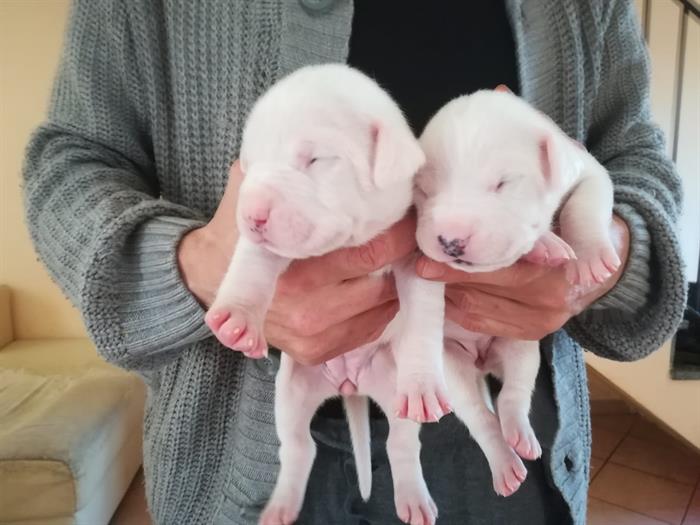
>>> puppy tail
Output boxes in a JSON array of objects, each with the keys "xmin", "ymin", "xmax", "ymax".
[{"xmin": 344, "ymin": 395, "xmax": 372, "ymax": 500}]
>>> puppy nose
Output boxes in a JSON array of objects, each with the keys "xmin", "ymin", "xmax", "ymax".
[
  {"xmin": 438, "ymin": 234, "xmax": 470, "ymax": 258},
  {"xmin": 243, "ymin": 205, "xmax": 271, "ymax": 232}
]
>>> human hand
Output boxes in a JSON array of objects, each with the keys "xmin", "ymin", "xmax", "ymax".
[
  {"xmin": 264, "ymin": 214, "xmax": 416, "ymax": 365},
  {"xmin": 178, "ymin": 160, "xmax": 417, "ymax": 364},
  {"xmin": 178, "ymin": 161, "xmax": 242, "ymax": 308},
  {"xmin": 415, "ymin": 215, "xmax": 630, "ymax": 340}
]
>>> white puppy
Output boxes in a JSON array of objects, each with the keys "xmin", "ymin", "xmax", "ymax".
[
  {"xmin": 206, "ymin": 64, "xmax": 446, "ymax": 525},
  {"xmin": 414, "ymin": 89, "xmax": 620, "ymax": 496}
]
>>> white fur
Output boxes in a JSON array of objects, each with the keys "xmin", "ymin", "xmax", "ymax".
[
  {"xmin": 206, "ymin": 64, "xmax": 441, "ymax": 525},
  {"xmin": 413, "ymin": 89, "xmax": 620, "ymax": 496}
]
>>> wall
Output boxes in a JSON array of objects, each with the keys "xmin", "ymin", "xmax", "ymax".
[
  {"xmin": 0, "ymin": 0, "xmax": 85, "ymax": 339},
  {"xmin": 587, "ymin": 0, "xmax": 700, "ymax": 449},
  {"xmin": 642, "ymin": 0, "xmax": 700, "ymax": 281}
]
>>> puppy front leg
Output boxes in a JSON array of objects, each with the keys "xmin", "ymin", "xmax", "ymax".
[
  {"xmin": 260, "ymin": 356, "xmax": 336, "ymax": 525},
  {"xmin": 362, "ymin": 348, "xmax": 437, "ymax": 525},
  {"xmin": 560, "ymin": 157, "xmax": 621, "ymax": 288},
  {"xmin": 392, "ymin": 257, "xmax": 451, "ymax": 423},
  {"xmin": 206, "ymin": 237, "xmax": 290, "ymax": 358}
]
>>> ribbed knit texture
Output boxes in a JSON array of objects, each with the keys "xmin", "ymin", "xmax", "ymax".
[{"xmin": 22, "ymin": 1, "xmax": 685, "ymax": 524}]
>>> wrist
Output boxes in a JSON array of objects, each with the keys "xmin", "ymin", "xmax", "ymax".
[{"xmin": 177, "ymin": 226, "xmax": 222, "ymax": 308}]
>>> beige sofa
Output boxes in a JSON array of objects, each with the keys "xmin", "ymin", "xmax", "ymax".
[{"xmin": 0, "ymin": 286, "xmax": 146, "ymax": 525}]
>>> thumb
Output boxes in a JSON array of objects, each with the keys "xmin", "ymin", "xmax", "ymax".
[{"xmin": 211, "ymin": 160, "xmax": 244, "ymax": 228}]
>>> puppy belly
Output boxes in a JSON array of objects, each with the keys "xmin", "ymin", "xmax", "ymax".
[
  {"xmin": 322, "ymin": 344, "xmax": 380, "ymax": 395},
  {"xmin": 444, "ymin": 320, "xmax": 495, "ymax": 369}
]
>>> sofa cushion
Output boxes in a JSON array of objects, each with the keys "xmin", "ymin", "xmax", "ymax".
[{"xmin": 0, "ymin": 339, "xmax": 145, "ymax": 524}]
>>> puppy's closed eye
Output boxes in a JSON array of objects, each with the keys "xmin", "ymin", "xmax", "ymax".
[
  {"xmin": 491, "ymin": 174, "xmax": 523, "ymax": 193},
  {"xmin": 305, "ymin": 155, "xmax": 338, "ymax": 170},
  {"xmin": 489, "ymin": 179, "xmax": 509, "ymax": 193}
]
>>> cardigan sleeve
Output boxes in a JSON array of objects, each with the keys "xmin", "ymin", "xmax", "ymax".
[
  {"xmin": 22, "ymin": 0, "xmax": 212, "ymax": 370},
  {"xmin": 565, "ymin": 0, "xmax": 687, "ymax": 360}
]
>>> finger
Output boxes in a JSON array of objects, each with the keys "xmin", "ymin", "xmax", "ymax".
[
  {"xmin": 445, "ymin": 287, "xmax": 538, "ymax": 325},
  {"xmin": 210, "ymin": 160, "xmax": 244, "ymax": 238},
  {"xmin": 284, "ymin": 212, "xmax": 417, "ymax": 288},
  {"xmin": 221, "ymin": 160, "xmax": 244, "ymax": 210},
  {"xmin": 416, "ymin": 256, "xmax": 547, "ymax": 286},
  {"xmin": 444, "ymin": 301, "xmax": 531, "ymax": 339},
  {"xmin": 445, "ymin": 298, "xmax": 566, "ymax": 341},
  {"xmin": 269, "ymin": 300, "xmax": 400, "ymax": 364},
  {"xmin": 448, "ymin": 267, "xmax": 572, "ymax": 308},
  {"xmin": 330, "ymin": 300, "xmax": 400, "ymax": 355},
  {"xmin": 269, "ymin": 273, "xmax": 397, "ymax": 335}
]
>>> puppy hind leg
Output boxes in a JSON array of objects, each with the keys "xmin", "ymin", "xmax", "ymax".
[
  {"xmin": 361, "ymin": 352, "xmax": 437, "ymax": 525},
  {"xmin": 444, "ymin": 341, "xmax": 527, "ymax": 497},
  {"xmin": 489, "ymin": 339, "xmax": 542, "ymax": 460},
  {"xmin": 260, "ymin": 358, "xmax": 336, "ymax": 525}
]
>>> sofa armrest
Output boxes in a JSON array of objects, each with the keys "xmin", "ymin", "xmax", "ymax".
[{"xmin": 0, "ymin": 286, "xmax": 13, "ymax": 348}]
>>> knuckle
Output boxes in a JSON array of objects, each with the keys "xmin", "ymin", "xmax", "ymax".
[
  {"xmin": 459, "ymin": 292, "xmax": 474, "ymax": 313},
  {"xmin": 543, "ymin": 293, "xmax": 566, "ymax": 310},
  {"xmin": 461, "ymin": 316, "xmax": 484, "ymax": 333}
]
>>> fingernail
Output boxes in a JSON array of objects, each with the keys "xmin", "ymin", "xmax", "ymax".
[{"xmin": 419, "ymin": 261, "xmax": 445, "ymax": 279}]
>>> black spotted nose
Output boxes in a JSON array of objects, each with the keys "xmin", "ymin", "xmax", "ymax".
[{"xmin": 438, "ymin": 235, "xmax": 466, "ymax": 258}]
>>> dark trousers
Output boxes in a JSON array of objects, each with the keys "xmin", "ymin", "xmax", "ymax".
[{"xmin": 298, "ymin": 364, "xmax": 573, "ymax": 525}]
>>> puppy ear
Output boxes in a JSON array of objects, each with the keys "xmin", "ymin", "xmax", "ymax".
[
  {"xmin": 370, "ymin": 122, "xmax": 425, "ymax": 189},
  {"xmin": 494, "ymin": 84, "xmax": 513, "ymax": 93},
  {"xmin": 538, "ymin": 133, "xmax": 582, "ymax": 189}
]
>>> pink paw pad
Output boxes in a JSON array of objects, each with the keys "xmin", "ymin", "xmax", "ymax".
[
  {"xmin": 566, "ymin": 242, "xmax": 621, "ymax": 288},
  {"xmin": 205, "ymin": 306, "xmax": 268, "ymax": 358},
  {"xmin": 394, "ymin": 374, "xmax": 452, "ymax": 423},
  {"xmin": 259, "ymin": 505, "xmax": 299, "ymax": 525},
  {"xmin": 504, "ymin": 425, "xmax": 542, "ymax": 461},
  {"xmin": 395, "ymin": 482, "xmax": 438, "ymax": 525},
  {"xmin": 492, "ymin": 450, "xmax": 528, "ymax": 497},
  {"xmin": 523, "ymin": 231, "xmax": 576, "ymax": 266}
]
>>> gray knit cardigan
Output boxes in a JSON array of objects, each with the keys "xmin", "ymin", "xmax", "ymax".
[{"xmin": 22, "ymin": 0, "xmax": 686, "ymax": 524}]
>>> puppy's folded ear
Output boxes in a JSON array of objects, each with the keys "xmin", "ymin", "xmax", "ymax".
[
  {"xmin": 538, "ymin": 132, "xmax": 583, "ymax": 190},
  {"xmin": 494, "ymin": 84, "xmax": 513, "ymax": 93},
  {"xmin": 370, "ymin": 122, "xmax": 426, "ymax": 189}
]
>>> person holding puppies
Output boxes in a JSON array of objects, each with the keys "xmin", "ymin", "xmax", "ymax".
[{"xmin": 24, "ymin": 1, "xmax": 685, "ymax": 524}]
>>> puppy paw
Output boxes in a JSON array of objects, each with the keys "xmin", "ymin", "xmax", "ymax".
[
  {"xmin": 205, "ymin": 304, "xmax": 268, "ymax": 358},
  {"xmin": 522, "ymin": 231, "xmax": 576, "ymax": 266},
  {"xmin": 500, "ymin": 416, "xmax": 542, "ymax": 461},
  {"xmin": 565, "ymin": 240, "xmax": 621, "ymax": 289},
  {"xmin": 394, "ymin": 372, "xmax": 452, "ymax": 423},
  {"xmin": 258, "ymin": 497, "xmax": 301, "ymax": 525},
  {"xmin": 490, "ymin": 448, "xmax": 528, "ymax": 497},
  {"xmin": 394, "ymin": 479, "xmax": 438, "ymax": 525}
]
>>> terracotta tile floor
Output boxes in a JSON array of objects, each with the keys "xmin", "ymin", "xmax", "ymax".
[
  {"xmin": 110, "ymin": 366, "xmax": 700, "ymax": 524},
  {"xmin": 586, "ymin": 371, "xmax": 700, "ymax": 525}
]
